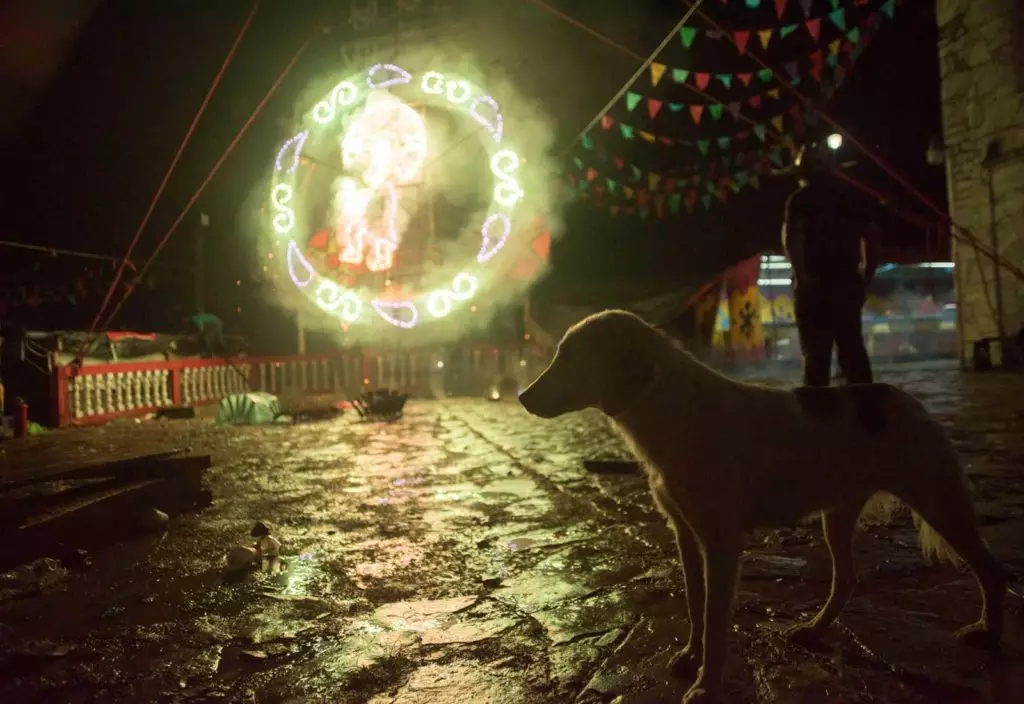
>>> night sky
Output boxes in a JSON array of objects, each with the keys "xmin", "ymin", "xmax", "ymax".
[{"xmin": 0, "ymin": 0, "xmax": 945, "ymax": 337}]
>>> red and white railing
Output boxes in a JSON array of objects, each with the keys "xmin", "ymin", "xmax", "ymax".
[{"xmin": 50, "ymin": 345, "xmax": 548, "ymax": 427}]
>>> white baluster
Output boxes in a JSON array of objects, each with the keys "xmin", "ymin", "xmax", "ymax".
[
  {"xmin": 83, "ymin": 376, "xmax": 95, "ymax": 416},
  {"xmin": 159, "ymin": 370, "xmax": 172, "ymax": 407}
]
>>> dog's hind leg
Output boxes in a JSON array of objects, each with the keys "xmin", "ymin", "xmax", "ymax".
[
  {"xmin": 784, "ymin": 499, "xmax": 865, "ymax": 644},
  {"xmin": 668, "ymin": 519, "xmax": 706, "ymax": 680},
  {"xmin": 894, "ymin": 448, "xmax": 1008, "ymax": 649}
]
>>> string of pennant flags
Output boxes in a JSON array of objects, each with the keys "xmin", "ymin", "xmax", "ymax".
[
  {"xmin": 566, "ymin": 0, "xmax": 899, "ymax": 218},
  {"xmin": 677, "ymin": 0, "xmax": 893, "ymax": 54},
  {"xmin": 712, "ymin": 0, "xmax": 875, "ymax": 18}
]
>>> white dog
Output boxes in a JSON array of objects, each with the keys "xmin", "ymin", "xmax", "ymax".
[{"xmin": 518, "ymin": 310, "xmax": 1006, "ymax": 704}]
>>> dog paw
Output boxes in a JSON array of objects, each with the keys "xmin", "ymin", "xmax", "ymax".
[
  {"xmin": 683, "ymin": 685, "xmax": 724, "ymax": 704},
  {"xmin": 669, "ymin": 646, "xmax": 703, "ymax": 680},
  {"xmin": 784, "ymin": 621, "xmax": 825, "ymax": 646},
  {"xmin": 955, "ymin": 621, "xmax": 1001, "ymax": 651}
]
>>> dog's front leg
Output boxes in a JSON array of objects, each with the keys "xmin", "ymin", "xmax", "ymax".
[
  {"xmin": 685, "ymin": 534, "xmax": 741, "ymax": 704},
  {"xmin": 669, "ymin": 520, "xmax": 705, "ymax": 680}
]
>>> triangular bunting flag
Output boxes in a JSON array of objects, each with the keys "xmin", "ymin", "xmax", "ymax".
[
  {"xmin": 829, "ymin": 38, "xmax": 841, "ymax": 55},
  {"xmin": 881, "ymin": 0, "xmax": 895, "ymax": 19},
  {"xmin": 654, "ymin": 194, "xmax": 665, "ymax": 219},
  {"xmin": 613, "ymin": 156, "xmax": 625, "ymax": 169},
  {"xmin": 830, "ymin": 0, "xmax": 841, "ymax": 8},
  {"xmin": 668, "ymin": 102, "xmax": 685, "ymax": 112},
  {"xmin": 648, "ymin": 173, "xmax": 661, "ymax": 191},
  {"xmin": 658, "ymin": 136, "xmax": 674, "ymax": 145},
  {"xmin": 826, "ymin": 54, "xmax": 840, "ymax": 68},
  {"xmin": 716, "ymin": 74, "xmax": 733, "ymax": 89},
  {"xmin": 847, "ymin": 27, "xmax": 861, "ymax": 45},
  {"xmin": 600, "ymin": 115, "xmax": 614, "ymax": 129},
  {"xmin": 750, "ymin": 174, "xmax": 760, "ymax": 189},
  {"xmin": 680, "ymin": 26, "xmax": 697, "ymax": 48},
  {"xmin": 770, "ymin": 148, "xmax": 784, "ymax": 167},
  {"xmin": 758, "ymin": 29, "xmax": 773, "ymax": 50},
  {"xmin": 774, "ymin": 0, "xmax": 788, "ymax": 20},
  {"xmin": 799, "ymin": 0, "xmax": 812, "ymax": 17},
  {"xmin": 690, "ymin": 105, "xmax": 704, "ymax": 124},
  {"xmin": 684, "ymin": 189, "xmax": 697, "ymax": 212},
  {"xmin": 701, "ymin": 194, "xmax": 712, "ymax": 210},
  {"xmin": 757, "ymin": 68, "xmax": 773, "ymax": 83},
  {"xmin": 785, "ymin": 61, "xmax": 800, "ymax": 81},
  {"xmin": 630, "ymin": 164, "xmax": 642, "ymax": 182},
  {"xmin": 623, "ymin": 186, "xmax": 634, "ymax": 199},
  {"xmin": 717, "ymin": 136, "xmax": 731, "ymax": 150},
  {"xmin": 810, "ymin": 50, "xmax": 824, "ymax": 82},
  {"xmin": 697, "ymin": 140, "xmax": 710, "ymax": 156},
  {"xmin": 767, "ymin": 87, "xmax": 781, "ymax": 99},
  {"xmin": 829, "ymin": 8, "xmax": 846, "ymax": 31},
  {"xmin": 581, "ymin": 134, "xmax": 594, "ymax": 150},
  {"xmin": 668, "ymin": 193, "xmax": 682, "ymax": 214},
  {"xmin": 780, "ymin": 23, "xmax": 799, "ymax": 38},
  {"xmin": 754, "ymin": 124, "xmax": 766, "ymax": 142},
  {"xmin": 727, "ymin": 101, "xmax": 741, "ymax": 117},
  {"xmin": 806, "ymin": 18, "xmax": 821, "ymax": 41},
  {"xmin": 749, "ymin": 95, "xmax": 762, "ymax": 108},
  {"xmin": 771, "ymin": 115, "xmax": 784, "ymax": 133},
  {"xmin": 606, "ymin": 178, "xmax": 617, "ymax": 193},
  {"xmin": 619, "ymin": 124, "xmax": 635, "ymax": 140},
  {"xmin": 639, "ymin": 206, "xmax": 650, "ymax": 220},
  {"xmin": 734, "ymin": 31, "xmax": 751, "ymax": 54},
  {"xmin": 695, "ymin": 73, "xmax": 710, "ymax": 90},
  {"xmin": 672, "ymin": 68, "xmax": 690, "ymax": 83},
  {"xmin": 738, "ymin": 73, "xmax": 752, "ymax": 87},
  {"xmin": 626, "ymin": 92, "xmax": 642, "ymax": 111},
  {"xmin": 639, "ymin": 130, "xmax": 656, "ymax": 143},
  {"xmin": 572, "ymin": 157, "xmax": 583, "ymax": 170},
  {"xmin": 650, "ymin": 62, "xmax": 667, "ymax": 87},
  {"xmin": 648, "ymin": 98, "xmax": 663, "ymax": 119},
  {"xmin": 709, "ymin": 104, "xmax": 724, "ymax": 120},
  {"xmin": 745, "ymin": 0, "xmax": 761, "ymax": 7},
  {"xmin": 585, "ymin": 167, "xmax": 598, "ymax": 181}
]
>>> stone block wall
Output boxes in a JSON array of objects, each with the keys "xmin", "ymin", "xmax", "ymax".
[{"xmin": 937, "ymin": 0, "xmax": 1024, "ymax": 363}]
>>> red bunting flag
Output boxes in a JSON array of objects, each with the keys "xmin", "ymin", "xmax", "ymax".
[
  {"xmin": 809, "ymin": 50, "xmax": 824, "ymax": 82},
  {"xmin": 695, "ymin": 73, "xmax": 710, "ymax": 90},
  {"xmin": 600, "ymin": 115, "xmax": 614, "ymax": 129},
  {"xmin": 774, "ymin": 0, "xmax": 788, "ymax": 20},
  {"xmin": 806, "ymin": 18, "xmax": 821, "ymax": 41},
  {"xmin": 738, "ymin": 73, "xmax": 752, "ymax": 87},
  {"xmin": 648, "ymin": 98, "xmax": 663, "ymax": 119},
  {"xmin": 734, "ymin": 31, "xmax": 751, "ymax": 54},
  {"xmin": 637, "ymin": 189, "xmax": 651, "ymax": 207},
  {"xmin": 749, "ymin": 95, "xmax": 762, "ymax": 108},
  {"xmin": 585, "ymin": 167, "xmax": 598, "ymax": 181},
  {"xmin": 613, "ymin": 157, "xmax": 625, "ymax": 169},
  {"xmin": 690, "ymin": 104, "xmax": 704, "ymax": 124}
]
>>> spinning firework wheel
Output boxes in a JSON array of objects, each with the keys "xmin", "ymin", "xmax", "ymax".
[{"xmin": 267, "ymin": 63, "xmax": 537, "ymax": 331}]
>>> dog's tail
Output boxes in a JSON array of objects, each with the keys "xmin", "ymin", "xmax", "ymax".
[{"xmin": 911, "ymin": 508, "xmax": 963, "ymax": 566}]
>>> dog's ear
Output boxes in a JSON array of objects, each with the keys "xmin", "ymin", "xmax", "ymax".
[{"xmin": 599, "ymin": 353, "xmax": 657, "ymax": 417}]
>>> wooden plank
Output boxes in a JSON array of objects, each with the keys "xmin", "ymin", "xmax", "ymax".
[{"xmin": 0, "ymin": 450, "xmax": 205, "ymax": 493}]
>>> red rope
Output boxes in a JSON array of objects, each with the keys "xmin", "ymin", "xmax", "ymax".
[
  {"xmin": 87, "ymin": 0, "xmax": 261, "ymax": 337},
  {"xmin": 98, "ymin": 33, "xmax": 313, "ymax": 332}
]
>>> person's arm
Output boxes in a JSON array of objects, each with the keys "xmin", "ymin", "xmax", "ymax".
[{"xmin": 782, "ymin": 190, "xmax": 809, "ymax": 283}]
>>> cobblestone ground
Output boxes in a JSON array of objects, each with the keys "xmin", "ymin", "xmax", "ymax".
[{"xmin": 2, "ymin": 362, "xmax": 1024, "ymax": 703}]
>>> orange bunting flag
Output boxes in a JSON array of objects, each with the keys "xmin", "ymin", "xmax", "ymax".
[
  {"xmin": 586, "ymin": 167, "xmax": 598, "ymax": 181},
  {"xmin": 650, "ymin": 62, "xmax": 667, "ymax": 86},
  {"xmin": 758, "ymin": 29, "xmax": 773, "ymax": 50},
  {"xmin": 767, "ymin": 87, "xmax": 781, "ymax": 100},
  {"xmin": 623, "ymin": 186, "xmax": 634, "ymax": 199},
  {"xmin": 690, "ymin": 104, "xmax": 704, "ymax": 124},
  {"xmin": 738, "ymin": 73, "xmax": 752, "ymax": 87}
]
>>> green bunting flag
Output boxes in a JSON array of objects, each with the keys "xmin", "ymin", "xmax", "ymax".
[
  {"xmin": 581, "ymin": 134, "xmax": 594, "ymax": 150},
  {"xmin": 672, "ymin": 68, "xmax": 689, "ymax": 83},
  {"xmin": 881, "ymin": 0, "xmax": 895, "ymax": 19},
  {"xmin": 626, "ymin": 92, "xmax": 641, "ymax": 111},
  {"xmin": 709, "ymin": 104, "xmax": 724, "ymax": 120},
  {"xmin": 669, "ymin": 192, "xmax": 682, "ymax": 214},
  {"xmin": 697, "ymin": 140, "xmax": 710, "ymax": 157},
  {"xmin": 779, "ymin": 23, "xmax": 799, "ymax": 38},
  {"xmin": 829, "ymin": 8, "xmax": 846, "ymax": 31},
  {"xmin": 680, "ymin": 26, "xmax": 697, "ymax": 48},
  {"xmin": 620, "ymin": 124, "xmax": 635, "ymax": 139}
]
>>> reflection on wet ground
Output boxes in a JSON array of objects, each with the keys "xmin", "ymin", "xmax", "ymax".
[{"xmin": 1, "ymin": 361, "xmax": 1023, "ymax": 702}]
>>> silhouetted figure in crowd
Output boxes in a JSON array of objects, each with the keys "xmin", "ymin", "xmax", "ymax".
[
  {"xmin": 192, "ymin": 311, "xmax": 226, "ymax": 358},
  {"xmin": 783, "ymin": 141, "xmax": 881, "ymax": 387}
]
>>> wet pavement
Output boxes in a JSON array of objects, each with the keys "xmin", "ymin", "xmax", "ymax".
[{"xmin": 2, "ymin": 361, "xmax": 1024, "ymax": 703}]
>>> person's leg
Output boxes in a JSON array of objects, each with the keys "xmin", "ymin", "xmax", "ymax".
[
  {"xmin": 834, "ymin": 288, "xmax": 873, "ymax": 384},
  {"xmin": 795, "ymin": 291, "xmax": 834, "ymax": 387}
]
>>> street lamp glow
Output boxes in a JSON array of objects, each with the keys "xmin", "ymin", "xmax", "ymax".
[{"xmin": 826, "ymin": 133, "xmax": 843, "ymax": 151}]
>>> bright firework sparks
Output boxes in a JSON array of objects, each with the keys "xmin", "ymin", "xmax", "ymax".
[{"xmin": 267, "ymin": 63, "xmax": 527, "ymax": 330}]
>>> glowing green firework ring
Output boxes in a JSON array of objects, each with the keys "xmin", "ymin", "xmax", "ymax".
[{"xmin": 268, "ymin": 63, "xmax": 526, "ymax": 330}]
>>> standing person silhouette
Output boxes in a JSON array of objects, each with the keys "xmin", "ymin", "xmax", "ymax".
[{"xmin": 782, "ymin": 139, "xmax": 882, "ymax": 387}]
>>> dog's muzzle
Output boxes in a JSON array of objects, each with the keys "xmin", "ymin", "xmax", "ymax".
[{"xmin": 518, "ymin": 382, "xmax": 559, "ymax": 419}]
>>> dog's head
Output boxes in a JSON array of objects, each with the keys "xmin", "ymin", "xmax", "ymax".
[{"xmin": 519, "ymin": 310, "xmax": 662, "ymax": 419}]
